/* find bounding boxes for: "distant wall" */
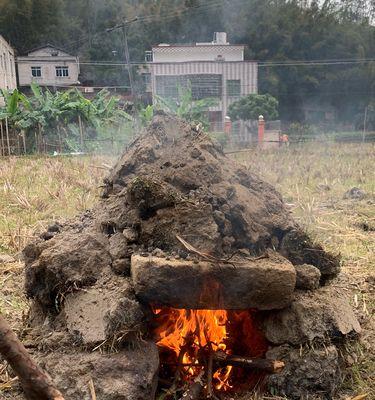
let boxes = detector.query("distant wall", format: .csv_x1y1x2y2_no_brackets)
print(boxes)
0,36,17,91
17,58,80,87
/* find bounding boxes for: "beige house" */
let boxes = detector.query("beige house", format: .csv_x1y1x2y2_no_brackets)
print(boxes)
17,45,80,88
0,35,17,92
146,32,258,134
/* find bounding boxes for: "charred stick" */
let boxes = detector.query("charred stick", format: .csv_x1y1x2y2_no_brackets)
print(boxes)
213,351,285,374
206,344,220,399
179,370,205,400
0,314,65,400
207,350,214,397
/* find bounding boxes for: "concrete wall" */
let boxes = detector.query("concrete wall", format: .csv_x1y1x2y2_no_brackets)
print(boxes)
152,45,244,63
150,61,258,127
17,47,80,87
0,36,17,91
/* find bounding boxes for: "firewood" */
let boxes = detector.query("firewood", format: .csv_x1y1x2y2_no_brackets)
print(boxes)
178,370,205,400
213,350,285,374
0,314,65,400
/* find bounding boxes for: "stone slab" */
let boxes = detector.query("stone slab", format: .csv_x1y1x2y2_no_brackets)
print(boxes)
131,252,296,310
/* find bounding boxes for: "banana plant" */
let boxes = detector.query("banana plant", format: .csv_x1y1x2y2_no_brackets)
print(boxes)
154,86,218,130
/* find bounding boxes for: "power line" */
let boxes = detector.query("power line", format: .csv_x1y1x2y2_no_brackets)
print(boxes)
63,0,226,51
78,58,375,67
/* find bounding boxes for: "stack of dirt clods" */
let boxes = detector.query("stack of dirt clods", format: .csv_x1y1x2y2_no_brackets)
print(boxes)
22,115,361,400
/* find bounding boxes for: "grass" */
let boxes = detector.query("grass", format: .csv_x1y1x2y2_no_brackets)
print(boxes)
236,142,375,399
0,155,111,325
0,155,111,254
0,142,374,399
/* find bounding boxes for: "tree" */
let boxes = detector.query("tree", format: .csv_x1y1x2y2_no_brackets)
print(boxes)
0,84,132,153
228,94,279,121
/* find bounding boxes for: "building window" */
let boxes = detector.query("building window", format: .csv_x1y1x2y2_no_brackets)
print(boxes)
145,51,153,62
143,73,151,85
56,66,69,77
31,66,42,77
227,80,241,97
156,74,223,101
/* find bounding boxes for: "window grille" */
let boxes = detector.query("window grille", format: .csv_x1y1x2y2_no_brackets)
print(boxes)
56,66,69,77
31,66,42,77
155,74,222,100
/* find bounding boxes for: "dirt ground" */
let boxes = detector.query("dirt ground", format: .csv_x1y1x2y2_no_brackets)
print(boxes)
0,140,373,399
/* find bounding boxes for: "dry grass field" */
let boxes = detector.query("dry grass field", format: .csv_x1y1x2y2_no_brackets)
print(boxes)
0,142,374,398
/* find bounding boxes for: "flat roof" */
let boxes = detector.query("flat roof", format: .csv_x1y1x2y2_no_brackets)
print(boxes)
148,60,258,64
152,44,246,49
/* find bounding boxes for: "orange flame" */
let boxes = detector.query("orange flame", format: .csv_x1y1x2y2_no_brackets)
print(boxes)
154,308,232,389
153,307,268,393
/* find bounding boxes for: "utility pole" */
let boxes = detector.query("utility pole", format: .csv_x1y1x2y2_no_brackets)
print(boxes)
107,17,138,96
362,105,368,143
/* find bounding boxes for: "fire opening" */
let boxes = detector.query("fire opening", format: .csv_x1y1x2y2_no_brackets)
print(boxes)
152,308,270,398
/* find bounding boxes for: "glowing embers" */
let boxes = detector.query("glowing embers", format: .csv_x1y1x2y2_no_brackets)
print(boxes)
153,308,268,398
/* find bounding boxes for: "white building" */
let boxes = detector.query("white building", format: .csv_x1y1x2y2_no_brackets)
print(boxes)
146,32,258,132
0,35,17,92
17,45,80,88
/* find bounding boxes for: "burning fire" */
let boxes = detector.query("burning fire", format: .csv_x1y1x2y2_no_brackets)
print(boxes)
153,307,268,394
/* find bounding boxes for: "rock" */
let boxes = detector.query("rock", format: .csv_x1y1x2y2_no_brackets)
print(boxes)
47,223,61,233
35,341,159,400
131,251,296,310
344,187,366,200
266,344,341,399
263,286,361,345
190,148,202,159
295,264,321,290
0,254,15,264
24,230,112,308
280,229,340,280
40,231,55,241
109,232,128,259
123,227,138,243
111,258,131,275
64,278,144,345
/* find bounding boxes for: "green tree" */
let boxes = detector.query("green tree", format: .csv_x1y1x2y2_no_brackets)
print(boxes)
228,94,279,121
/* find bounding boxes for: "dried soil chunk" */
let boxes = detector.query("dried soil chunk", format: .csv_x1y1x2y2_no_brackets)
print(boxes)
263,286,361,345
64,277,144,345
131,252,296,310
280,229,340,280
24,230,111,308
266,344,341,399
295,264,321,290
35,342,159,400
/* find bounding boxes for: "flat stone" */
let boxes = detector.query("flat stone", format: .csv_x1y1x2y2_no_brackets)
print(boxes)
295,264,321,290
64,277,144,345
263,286,361,345
266,344,341,399
35,341,159,400
131,251,296,310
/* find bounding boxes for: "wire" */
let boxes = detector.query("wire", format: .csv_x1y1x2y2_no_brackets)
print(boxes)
63,0,226,50
78,58,375,67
